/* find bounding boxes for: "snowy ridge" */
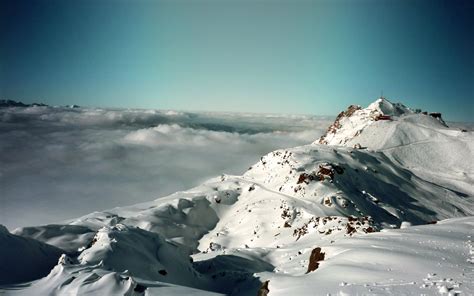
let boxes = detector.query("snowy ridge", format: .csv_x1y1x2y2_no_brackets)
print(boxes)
1,98,473,295
317,98,473,196
316,98,416,146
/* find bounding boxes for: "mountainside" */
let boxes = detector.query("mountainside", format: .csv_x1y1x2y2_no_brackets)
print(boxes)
1,98,473,295
316,98,472,195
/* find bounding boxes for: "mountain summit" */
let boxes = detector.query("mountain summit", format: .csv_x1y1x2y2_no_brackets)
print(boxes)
318,98,471,196
317,97,449,147
1,99,473,295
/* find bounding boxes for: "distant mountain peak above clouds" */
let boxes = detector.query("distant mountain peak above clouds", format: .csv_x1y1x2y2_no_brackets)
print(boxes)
316,97,447,147
0,99,48,108
0,99,83,109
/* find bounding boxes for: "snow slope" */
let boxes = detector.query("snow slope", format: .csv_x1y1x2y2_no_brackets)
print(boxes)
252,216,474,295
1,98,473,295
0,225,63,285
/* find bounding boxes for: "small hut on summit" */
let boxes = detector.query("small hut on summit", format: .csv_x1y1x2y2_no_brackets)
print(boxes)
375,114,392,121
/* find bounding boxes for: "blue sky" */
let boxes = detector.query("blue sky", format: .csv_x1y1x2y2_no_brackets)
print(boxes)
1,0,472,121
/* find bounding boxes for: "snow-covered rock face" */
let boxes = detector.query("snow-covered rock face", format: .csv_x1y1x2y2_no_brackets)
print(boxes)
2,98,473,295
317,98,415,146
316,98,471,196
316,97,453,148
367,98,413,116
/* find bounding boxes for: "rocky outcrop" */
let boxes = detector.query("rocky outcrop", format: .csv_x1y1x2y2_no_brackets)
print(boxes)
306,247,325,273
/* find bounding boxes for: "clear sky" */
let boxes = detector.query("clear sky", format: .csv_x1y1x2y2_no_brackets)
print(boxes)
1,0,472,121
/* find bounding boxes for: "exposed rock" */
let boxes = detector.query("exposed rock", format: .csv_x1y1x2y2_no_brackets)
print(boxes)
306,247,325,273
257,280,270,296
319,105,361,144
134,284,147,293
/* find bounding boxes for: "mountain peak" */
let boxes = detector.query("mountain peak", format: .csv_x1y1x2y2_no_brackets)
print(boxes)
316,97,447,147
366,97,413,116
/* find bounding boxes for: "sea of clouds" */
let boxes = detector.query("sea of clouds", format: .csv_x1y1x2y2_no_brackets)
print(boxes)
0,105,333,229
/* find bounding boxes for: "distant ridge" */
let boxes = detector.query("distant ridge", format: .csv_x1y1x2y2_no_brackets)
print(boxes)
0,99,48,108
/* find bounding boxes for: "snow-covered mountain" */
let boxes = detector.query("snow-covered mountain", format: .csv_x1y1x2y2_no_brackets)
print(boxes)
1,98,473,295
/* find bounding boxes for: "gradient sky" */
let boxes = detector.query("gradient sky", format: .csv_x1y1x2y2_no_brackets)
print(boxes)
1,0,473,121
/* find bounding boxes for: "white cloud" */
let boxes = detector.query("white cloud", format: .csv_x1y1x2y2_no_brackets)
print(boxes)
0,106,332,229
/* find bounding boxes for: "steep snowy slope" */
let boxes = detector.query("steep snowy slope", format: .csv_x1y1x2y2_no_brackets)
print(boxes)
1,98,473,295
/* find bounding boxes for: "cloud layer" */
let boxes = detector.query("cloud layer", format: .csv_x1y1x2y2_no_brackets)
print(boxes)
0,106,332,229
